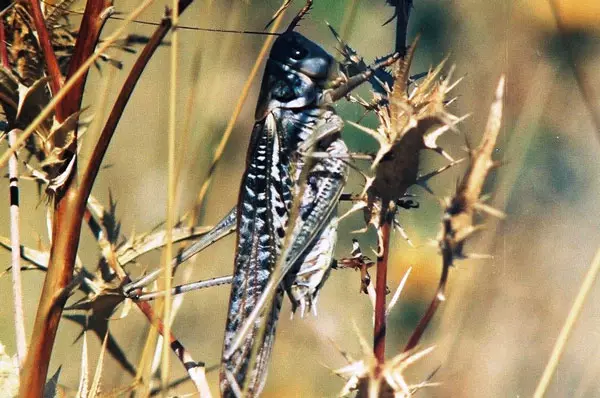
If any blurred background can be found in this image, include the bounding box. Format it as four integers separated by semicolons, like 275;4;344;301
1;0;600;396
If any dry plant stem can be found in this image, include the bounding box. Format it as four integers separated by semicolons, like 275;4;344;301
191;5;286;220
63;0;113;117
19;2;158;396
136;297;209;393
405;76;505;353
533;247;600;398
404;254;450;352
80;0;193;203
89;205;209;395
547;0;600;142
0;19;9;67
338;0;360;43
161;0;180;390
27;0;64;120
371;0;413;370
374;221;391;366
87;214;209;393
393;0;412;55
0;0;153;169
8;129;27;367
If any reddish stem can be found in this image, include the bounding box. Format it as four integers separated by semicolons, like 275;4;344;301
28;0;65;121
403;252;451;352
20;3;194;395
0;19;9;68
374;221;391;365
62;0;112;118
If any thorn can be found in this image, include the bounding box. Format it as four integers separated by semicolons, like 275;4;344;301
434;147;455;163
393;219;414;247
339;201;367;222
416;179;435;195
417;158;466;187
464;252;494;260
382;9;398;26
474;202;506;219
386;267;412;317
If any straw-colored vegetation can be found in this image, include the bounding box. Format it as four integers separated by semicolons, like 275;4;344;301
0;0;598;397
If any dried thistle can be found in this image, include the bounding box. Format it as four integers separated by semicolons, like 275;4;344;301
440;76;505;264
404;76;505;352
334;327;436;398
336;36;466;238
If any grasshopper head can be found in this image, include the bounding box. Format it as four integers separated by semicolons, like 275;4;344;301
270;31;333;80
255;32;336;120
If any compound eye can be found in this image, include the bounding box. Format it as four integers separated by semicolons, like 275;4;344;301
289;45;308;60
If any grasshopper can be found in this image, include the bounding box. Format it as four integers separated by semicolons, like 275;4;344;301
220;30;349;396
122;9;399;396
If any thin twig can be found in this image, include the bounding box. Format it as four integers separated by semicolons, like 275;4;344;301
27;0;64;120
19;3;158;396
136;295;209;394
403;256;450;352
533;247;600;398
161;0;180;391
0;19;9;67
62;0;113;117
7;128;26;367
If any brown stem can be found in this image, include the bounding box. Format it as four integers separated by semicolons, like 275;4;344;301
79;1;193;205
374;221;391;365
403;252;451;352
62;0;113;118
0;19;9;67
19;186;83;398
19;2;196;396
27;0;64;121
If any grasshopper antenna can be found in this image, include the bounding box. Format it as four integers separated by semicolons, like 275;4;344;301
286;0;314;32
264;0;294;30
41;0;281;36
264;0;313;32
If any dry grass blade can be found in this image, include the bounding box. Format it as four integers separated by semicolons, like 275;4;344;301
76;331;89;398
161;0;181;389
7;128;27;367
0;0;155;169
89;330;109;397
533;247;600;398
191;0;288;221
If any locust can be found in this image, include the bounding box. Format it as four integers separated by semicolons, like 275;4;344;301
121;13;399;397
217;29;350;396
